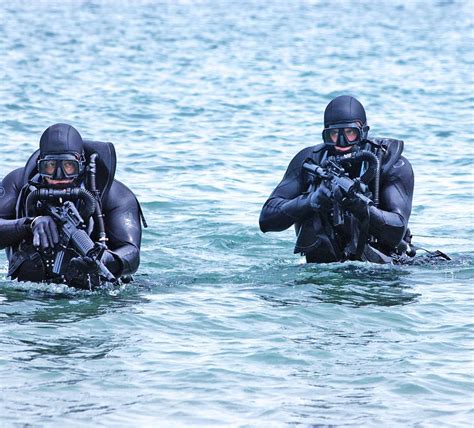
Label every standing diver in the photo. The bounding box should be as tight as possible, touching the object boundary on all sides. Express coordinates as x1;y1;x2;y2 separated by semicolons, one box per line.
0;123;145;288
259;95;417;264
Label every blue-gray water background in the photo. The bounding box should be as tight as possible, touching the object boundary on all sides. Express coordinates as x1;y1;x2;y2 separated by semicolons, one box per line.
1;0;473;426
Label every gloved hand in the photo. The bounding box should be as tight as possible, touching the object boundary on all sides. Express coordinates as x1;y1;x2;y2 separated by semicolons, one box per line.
69;255;99;275
333;187;371;219
309;183;332;211
64;255;100;289
31;216;59;250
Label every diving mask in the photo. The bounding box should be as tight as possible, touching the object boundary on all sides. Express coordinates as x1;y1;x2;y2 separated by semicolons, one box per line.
322;122;369;147
38;154;84;180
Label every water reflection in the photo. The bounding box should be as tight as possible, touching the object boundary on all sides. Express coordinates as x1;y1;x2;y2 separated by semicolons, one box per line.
12;335;120;362
298;263;419;307
0;279;150;324
0;280;150;363
255;261;421;308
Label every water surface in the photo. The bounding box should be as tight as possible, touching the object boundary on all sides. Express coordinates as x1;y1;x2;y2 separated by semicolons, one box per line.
1;0;473;426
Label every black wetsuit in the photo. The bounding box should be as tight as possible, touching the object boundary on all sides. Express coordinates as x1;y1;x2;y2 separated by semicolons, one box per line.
259;139;414;263
0;149;142;284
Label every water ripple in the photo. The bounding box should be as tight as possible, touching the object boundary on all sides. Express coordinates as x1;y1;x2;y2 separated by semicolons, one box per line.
1;0;473;426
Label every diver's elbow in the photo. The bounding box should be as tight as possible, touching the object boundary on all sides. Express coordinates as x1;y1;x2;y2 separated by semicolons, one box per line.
377;225;407;249
259;214;270;233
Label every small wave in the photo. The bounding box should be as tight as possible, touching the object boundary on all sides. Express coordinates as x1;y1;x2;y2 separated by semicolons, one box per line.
0;278;131;297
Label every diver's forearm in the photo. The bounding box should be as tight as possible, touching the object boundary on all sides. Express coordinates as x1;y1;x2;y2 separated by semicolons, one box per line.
259;195;313;232
105;245;140;276
0;218;31;249
368;206;406;248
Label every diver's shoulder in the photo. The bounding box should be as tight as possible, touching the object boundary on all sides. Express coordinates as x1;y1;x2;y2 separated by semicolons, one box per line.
101;179;140;210
284;144;325;176
381;149;414;183
371;137;404;153
370;137;413;175
105;179;137;199
0;167;26;187
290;144;325;164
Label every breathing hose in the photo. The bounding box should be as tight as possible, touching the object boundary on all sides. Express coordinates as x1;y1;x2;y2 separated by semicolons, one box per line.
25;187;96;220
331;150;381;207
88;153;107;243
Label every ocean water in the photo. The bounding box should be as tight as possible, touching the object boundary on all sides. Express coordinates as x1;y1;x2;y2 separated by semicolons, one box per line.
0;0;473;426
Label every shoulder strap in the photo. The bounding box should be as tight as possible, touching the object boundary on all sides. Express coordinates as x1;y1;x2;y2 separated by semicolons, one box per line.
379;138;404;176
83;140;117;200
311;143;327;157
135;196;148;228
22;150;40;184
15;182;38;218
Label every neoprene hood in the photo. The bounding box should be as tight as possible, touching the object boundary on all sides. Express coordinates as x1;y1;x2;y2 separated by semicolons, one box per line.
324;95;367;127
39;123;84;157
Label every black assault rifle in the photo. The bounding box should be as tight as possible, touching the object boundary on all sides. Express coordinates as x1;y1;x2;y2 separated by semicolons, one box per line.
48;200;117;283
302;156;374;226
302;152;451;262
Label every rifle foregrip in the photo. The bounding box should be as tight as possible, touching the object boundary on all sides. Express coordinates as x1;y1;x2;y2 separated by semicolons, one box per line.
355;193;373;206
334;176;355;194
71;229;95;256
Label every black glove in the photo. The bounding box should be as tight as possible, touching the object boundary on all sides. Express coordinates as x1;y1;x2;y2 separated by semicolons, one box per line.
64;255;100;289
31;216;59;250
309;183;332;211
69;255;99;275
333;187;371;219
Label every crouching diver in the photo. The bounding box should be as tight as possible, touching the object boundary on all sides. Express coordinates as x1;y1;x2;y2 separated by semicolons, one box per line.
0;123;147;289
259;95;449;264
